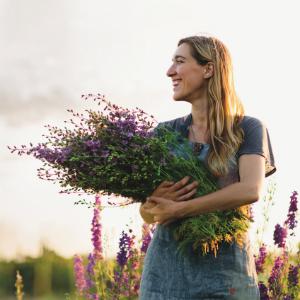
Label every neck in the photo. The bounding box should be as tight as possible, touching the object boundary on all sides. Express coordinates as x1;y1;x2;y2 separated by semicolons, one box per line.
190;96;208;129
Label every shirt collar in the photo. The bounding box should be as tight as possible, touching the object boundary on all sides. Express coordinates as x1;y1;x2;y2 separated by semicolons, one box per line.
179;113;192;138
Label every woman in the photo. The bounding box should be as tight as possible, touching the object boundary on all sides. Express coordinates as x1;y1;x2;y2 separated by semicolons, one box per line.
139;35;276;299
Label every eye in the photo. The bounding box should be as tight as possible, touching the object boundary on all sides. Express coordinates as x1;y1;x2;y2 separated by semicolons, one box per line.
176;60;184;64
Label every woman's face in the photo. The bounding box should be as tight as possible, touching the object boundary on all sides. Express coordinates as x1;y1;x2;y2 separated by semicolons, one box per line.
166;43;209;102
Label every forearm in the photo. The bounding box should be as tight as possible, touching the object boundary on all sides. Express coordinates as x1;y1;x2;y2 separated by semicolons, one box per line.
178;182;260;218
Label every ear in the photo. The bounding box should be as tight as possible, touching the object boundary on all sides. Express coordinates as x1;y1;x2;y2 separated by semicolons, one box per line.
204;62;214;79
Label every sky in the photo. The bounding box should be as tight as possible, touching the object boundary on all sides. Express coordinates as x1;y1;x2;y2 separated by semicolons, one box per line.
0;0;299;260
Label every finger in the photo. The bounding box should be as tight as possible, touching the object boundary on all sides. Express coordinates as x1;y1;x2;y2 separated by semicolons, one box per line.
169;176;190;192
177;188;198;201
175;181;199;197
159;180;175;188
147;196;164;204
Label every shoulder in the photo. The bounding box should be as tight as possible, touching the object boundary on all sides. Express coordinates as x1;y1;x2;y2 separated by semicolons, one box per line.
239;115;266;130
156;114;190;131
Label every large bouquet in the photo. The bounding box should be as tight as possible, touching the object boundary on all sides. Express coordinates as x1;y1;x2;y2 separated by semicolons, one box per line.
9;94;251;256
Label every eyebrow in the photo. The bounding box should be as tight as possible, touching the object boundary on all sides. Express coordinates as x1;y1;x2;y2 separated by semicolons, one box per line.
172;55;186;61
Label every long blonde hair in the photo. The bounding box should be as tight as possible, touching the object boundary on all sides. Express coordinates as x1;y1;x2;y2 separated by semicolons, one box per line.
178;35;245;177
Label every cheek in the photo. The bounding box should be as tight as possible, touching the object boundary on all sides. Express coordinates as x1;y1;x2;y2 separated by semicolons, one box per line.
187;71;204;88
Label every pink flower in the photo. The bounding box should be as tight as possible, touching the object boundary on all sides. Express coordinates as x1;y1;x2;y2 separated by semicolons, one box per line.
91;194;103;260
73;254;87;296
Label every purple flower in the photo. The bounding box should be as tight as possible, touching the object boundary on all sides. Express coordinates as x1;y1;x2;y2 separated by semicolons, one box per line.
288;264;299;288
91;195;103;260
84;140;101;152
73;254;87;296
258;281;269;300
273;224;287;248
255;244;267;273
141;232;152;254
283;295;292;300
116;230;134;268
284;191;298;232
100;150;110;158
140;223;155;254
86;253;96;289
268;256;285;295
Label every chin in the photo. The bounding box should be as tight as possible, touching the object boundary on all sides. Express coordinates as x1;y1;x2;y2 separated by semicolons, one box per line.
172;92;183;100
172;93;187;102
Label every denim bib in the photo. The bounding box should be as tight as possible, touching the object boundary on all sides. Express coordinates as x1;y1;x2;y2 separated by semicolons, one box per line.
139;123;261;299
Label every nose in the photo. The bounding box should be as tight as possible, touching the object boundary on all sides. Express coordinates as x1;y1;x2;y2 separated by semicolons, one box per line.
166;63;176;77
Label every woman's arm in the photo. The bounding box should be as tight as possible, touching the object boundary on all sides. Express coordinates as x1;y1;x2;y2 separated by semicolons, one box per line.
139;176;199;224
146;154;266;224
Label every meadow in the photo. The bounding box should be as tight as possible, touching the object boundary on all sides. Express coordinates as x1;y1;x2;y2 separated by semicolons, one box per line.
1;188;299;300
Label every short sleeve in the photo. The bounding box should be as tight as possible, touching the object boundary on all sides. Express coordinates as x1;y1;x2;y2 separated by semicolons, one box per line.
236;117;276;177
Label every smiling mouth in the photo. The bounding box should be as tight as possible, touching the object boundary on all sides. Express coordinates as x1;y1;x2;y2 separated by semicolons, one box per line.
172;79;181;87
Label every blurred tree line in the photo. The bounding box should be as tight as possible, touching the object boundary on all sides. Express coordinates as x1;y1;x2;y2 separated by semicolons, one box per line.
0;246;76;299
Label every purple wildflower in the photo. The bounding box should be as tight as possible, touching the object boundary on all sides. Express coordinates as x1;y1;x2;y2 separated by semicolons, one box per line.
273;224;288;248
141;232;152;253
258;281;269;300
86;253;96;289
73;254;87;296
100;150;110;158
288;264;299;288
84;140;101;152
91;195;103;260
116;230;134;268
255;244;267;273
284;191;298;232
283;295;292;300
140;223;155;254
268;256;285;295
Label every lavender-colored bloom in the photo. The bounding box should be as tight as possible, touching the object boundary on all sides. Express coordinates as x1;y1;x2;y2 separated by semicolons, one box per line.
84;140;101;152
91;195;103;260
283;295;292;300
100;150;110;158
117;230;134;268
255;244;267;273
73;254;87;296
284;191;298;232
288;264;299;288
258;281;270;300
268;256;284;295
86;253;96;289
141;233;152;254
140;223;155;254
273;224;288;248
56;147;72;163
30;145;72;164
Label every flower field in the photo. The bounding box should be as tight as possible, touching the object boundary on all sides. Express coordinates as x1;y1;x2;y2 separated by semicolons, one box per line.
3;187;297;300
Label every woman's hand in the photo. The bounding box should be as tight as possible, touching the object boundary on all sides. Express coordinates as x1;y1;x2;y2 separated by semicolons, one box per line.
152;176;199;202
143;196;186;226
139;199;157;224
140;176;198;225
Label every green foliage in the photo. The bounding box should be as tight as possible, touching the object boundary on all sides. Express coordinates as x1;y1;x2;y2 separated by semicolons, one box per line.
0;246;75;299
